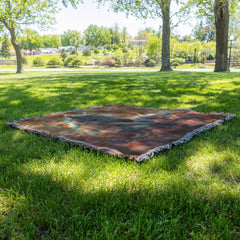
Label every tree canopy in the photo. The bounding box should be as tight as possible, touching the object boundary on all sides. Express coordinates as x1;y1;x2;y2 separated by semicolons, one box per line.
84;25;111;47
0;0;82;73
61;30;83;49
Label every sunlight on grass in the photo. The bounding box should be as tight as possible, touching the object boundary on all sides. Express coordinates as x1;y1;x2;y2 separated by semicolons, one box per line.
0;71;239;239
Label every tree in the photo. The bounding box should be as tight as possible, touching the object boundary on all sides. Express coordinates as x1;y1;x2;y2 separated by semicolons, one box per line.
229;5;240;40
134;28;154;44
1;36;11;59
61;30;83;49
188;0;239;72
84;25;111;47
121;27;129;44
214;0;229;71
0;0;82;73
146;36;162;63
0;0;60;73
193;21;215;42
159;0;172;71
20;29;42;51
40;34;61;48
96;0;177;71
109;24;121;45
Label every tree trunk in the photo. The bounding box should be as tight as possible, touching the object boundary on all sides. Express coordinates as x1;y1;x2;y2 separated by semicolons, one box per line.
160;0;172;71
9;27;24;73
214;0;229;72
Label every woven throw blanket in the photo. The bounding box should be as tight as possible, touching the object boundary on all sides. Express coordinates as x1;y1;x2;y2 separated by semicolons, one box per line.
5;104;235;162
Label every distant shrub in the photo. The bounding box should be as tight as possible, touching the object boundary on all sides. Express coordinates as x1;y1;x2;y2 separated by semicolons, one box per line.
112;55;123;67
126;60;134;67
208;54;215;60
60;49;68;60
129;43;134;50
70;48;78;55
171;62;180;68
47;57;62;68
94;48;99;54
64;55;83;67
112;44;119;51
106;45;112;51
103;49;108;55
82;49;91;57
64;56;75;66
122;47;128;53
123;53;130;67
94;58;101;66
33;56;45;67
133;58;143;67
22;56;28;65
144;58;156;67
114;49;124;55
102;57;116;67
170;58;185;65
200;57;207;64
71;57;83;67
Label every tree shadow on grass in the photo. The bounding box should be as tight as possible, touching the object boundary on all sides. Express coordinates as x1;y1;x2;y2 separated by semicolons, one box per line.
0;71;240;239
1;146;240;239
1;71;239;168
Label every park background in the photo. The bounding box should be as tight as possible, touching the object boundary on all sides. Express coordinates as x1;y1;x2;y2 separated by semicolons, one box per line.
0;1;239;71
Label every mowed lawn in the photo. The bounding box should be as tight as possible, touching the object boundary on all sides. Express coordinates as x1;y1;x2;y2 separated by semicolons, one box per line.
0;71;239;239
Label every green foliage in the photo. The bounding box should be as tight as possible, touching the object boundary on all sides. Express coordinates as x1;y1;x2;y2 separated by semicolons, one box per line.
106;44;112;51
22;56;28;65
70;48;78;55
64;55;76;66
0;72;240;239
171;62;180;68
112;44;119;51
0;0;60;32
123;53;130;66
170;58;186;65
84;25;111;47
135;46;146;59
102;57;116;67
122;47;128;53
109;24;121;45
60;49;68;60
61;30;83;49
19;29;42;51
121;27;128;44
33;56;45;67
112;55;123;67
0;37;11;59
47;57;63;68
93;48;100;54
133;58;144;67
103;49;108;55
40;34;61;48
114;49;124;55
146;36;161;63
171;39;216;62
64;55;83;67
0;0;76;73
193;21;215;42
144;58;157;67
71;57;83;67
135;28;154;42
82;49;91;57
229;5;240;41
94;58;101;66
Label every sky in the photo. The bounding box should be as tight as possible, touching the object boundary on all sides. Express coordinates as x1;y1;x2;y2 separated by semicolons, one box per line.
40;1;195;37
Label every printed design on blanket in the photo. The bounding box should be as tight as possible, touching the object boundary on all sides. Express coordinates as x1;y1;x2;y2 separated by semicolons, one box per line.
5;104;235;162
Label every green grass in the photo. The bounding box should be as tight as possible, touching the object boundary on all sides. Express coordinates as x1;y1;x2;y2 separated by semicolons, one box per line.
0;71;239;239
